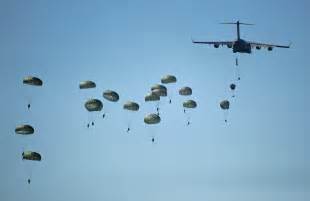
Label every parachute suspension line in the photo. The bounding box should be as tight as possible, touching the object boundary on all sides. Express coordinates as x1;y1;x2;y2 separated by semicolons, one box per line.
235;56;241;81
186;113;191;126
156;102;160;116
126;114;132;133
224;110;229;123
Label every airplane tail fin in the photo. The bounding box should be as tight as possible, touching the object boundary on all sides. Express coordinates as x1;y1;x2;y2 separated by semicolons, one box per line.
220;21;254;40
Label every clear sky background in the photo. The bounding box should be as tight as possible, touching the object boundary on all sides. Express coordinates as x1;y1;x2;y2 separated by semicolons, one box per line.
0;0;309;201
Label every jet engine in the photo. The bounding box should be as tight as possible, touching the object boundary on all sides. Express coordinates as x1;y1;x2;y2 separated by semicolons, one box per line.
268;47;273;51
214;44;219;48
256;46;261;50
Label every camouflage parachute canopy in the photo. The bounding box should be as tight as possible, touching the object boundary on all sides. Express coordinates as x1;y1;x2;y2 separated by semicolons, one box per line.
151;84;167;92
15;125;34;135
161;75;177;84
22;151;41;161
79;80;96;89
23;76;43;86
84;99;103;112
230;83;236;90
151;88;167;97
144;113;161;124
220;100;230;110
183;100;197;108
123;101;139;111
145;92;160;102
179;87;192;96
103;90;119;102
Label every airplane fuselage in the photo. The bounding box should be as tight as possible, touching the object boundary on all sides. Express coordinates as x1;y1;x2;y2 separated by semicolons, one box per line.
233;39;251;54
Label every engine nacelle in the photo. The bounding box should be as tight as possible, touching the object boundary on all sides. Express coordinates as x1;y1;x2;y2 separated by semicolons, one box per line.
227;44;232;48
214;44;219;48
256;46;261;50
268;47;273;51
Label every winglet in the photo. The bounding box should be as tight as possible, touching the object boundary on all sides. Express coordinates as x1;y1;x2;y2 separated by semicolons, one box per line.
288;41;292;48
191;37;195;43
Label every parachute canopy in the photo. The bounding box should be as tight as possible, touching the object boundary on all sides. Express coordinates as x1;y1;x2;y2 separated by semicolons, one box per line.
23;76;43;86
123;101;139;111
103;90;119;102
145;92;160;102
183;100;197;108
79;81;96;89
85;99;103;112
151;84;167;92
161;75;177;84
220;100;230;110
22;151;41;161
230;83;236;90
151;88;167;97
179;87;192;96
144;113;161;124
15;125;34;135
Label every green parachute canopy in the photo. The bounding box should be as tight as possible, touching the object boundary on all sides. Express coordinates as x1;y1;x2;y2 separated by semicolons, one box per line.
220;100;230;110
144;113;161;124
151;88;167;97
145;92;160;102
183;100;197;108
23;76;43;86
179;87;192;96
230;83;236;90
123;101;140;111
85;99;103;112
151;84;167;92
103;90;119;102
22;151;42;161
161;75;177;84
15;125;34;135
79;81;96;89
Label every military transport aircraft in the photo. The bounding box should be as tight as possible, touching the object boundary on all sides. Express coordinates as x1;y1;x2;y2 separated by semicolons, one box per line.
192;21;290;54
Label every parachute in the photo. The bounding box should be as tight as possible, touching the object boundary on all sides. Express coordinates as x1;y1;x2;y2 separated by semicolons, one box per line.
22;151;41;184
102;90;119;119
151;88;167;97
230;84;236;90
220;100;230;123
15;125;34;135
151;84;167;98
161;75;177;104
22;151;42;161
144;113;161;143
179;87;192;96
151;84;167;94
79;81;96;89
230;83;236;98
183;100;197;125
123;101;140;132
123;101;139;111
84;99;103;112
84;99;103;127
183;100;197;109
145;92;160;102
151;88;167;114
23;76;43;86
161;75;177;84
145;92;160;115
103;90;119;102
220;100;230;110
144;113;161;124
22;76;43;110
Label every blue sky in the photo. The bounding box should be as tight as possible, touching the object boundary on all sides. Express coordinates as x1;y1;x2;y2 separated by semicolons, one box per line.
0;0;309;201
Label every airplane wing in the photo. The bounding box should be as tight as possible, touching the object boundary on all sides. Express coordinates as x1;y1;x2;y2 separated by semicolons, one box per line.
192;39;234;47
249;41;291;49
